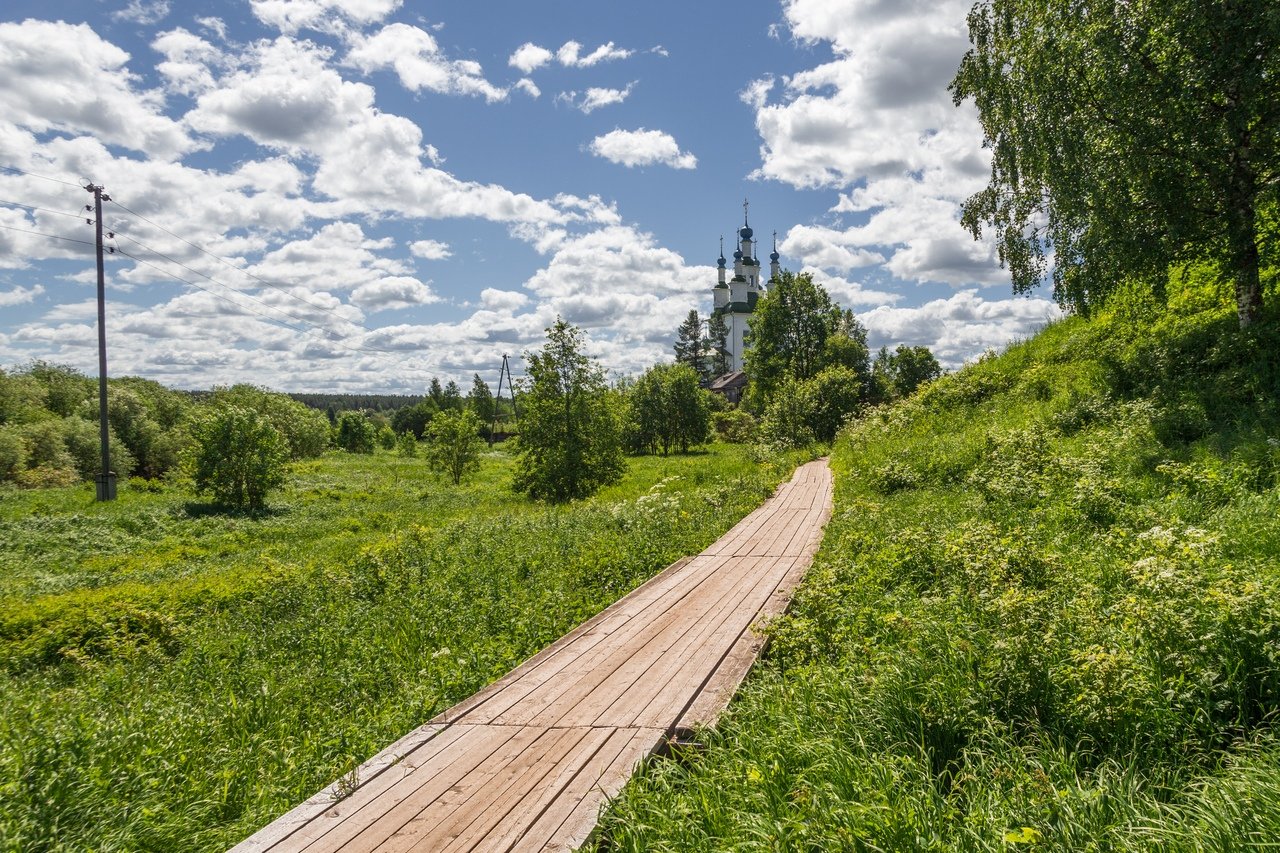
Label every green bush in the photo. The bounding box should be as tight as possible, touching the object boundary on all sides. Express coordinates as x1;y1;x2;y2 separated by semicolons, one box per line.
335;411;376;454
0;425;27;480
423;409;483;485
713;408;756;444
190;406;287;510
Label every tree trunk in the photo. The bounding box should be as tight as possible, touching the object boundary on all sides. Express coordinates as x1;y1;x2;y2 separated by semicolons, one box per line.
1226;102;1264;328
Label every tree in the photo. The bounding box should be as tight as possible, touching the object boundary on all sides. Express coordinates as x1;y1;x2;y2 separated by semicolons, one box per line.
888;345;942;398
673;310;707;382
191;406;287;510
335;411;376;454
706;312;731;377
442;380;463;411
423;408;483;485
626;363;711;455
209;384;327;460
396;431;417;457
428;378;445;409
513;319;624;501
391;400;438;438
744;270;845;409
468;374;495;428
951;0;1279;327
758;378;816;449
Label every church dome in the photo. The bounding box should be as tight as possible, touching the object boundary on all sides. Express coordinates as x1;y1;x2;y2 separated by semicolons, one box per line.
718;254;726;267
739;226;753;240
769;249;780;262
733;249;742;260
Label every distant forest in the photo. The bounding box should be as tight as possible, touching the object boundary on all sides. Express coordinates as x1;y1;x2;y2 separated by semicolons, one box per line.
287;393;426;413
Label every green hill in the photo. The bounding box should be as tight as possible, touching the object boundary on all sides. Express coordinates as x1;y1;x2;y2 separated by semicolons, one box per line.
599;281;1280;849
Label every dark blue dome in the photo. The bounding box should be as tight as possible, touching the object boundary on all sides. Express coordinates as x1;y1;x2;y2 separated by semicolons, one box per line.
769;250;780;261
717;255;726;267
739;226;753;239
733;250;742;260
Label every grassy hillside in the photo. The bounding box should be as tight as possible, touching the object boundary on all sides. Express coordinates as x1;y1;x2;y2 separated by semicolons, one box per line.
599;288;1280;849
0;443;805;851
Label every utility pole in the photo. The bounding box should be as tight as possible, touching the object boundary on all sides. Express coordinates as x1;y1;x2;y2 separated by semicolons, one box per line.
490;354;517;446
87;183;115;501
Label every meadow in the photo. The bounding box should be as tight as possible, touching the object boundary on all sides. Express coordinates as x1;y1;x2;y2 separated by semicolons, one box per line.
598;285;1280;849
0;442;804;851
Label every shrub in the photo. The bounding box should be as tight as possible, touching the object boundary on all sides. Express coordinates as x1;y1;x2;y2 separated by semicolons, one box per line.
423;409;483;485
61;416;135;481
758;378;816;449
0;425;27;480
713;409;756;444
396;431;417;457
190;406;287;510
335;411;376;454
626;363;711;455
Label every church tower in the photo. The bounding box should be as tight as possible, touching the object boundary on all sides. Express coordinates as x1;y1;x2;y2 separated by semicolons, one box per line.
712;200;772;374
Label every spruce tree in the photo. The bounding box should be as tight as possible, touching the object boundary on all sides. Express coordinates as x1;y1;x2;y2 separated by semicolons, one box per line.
673;310;707;382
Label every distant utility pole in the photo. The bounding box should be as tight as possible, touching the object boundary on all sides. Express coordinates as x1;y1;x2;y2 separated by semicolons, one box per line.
490;353;517;446
87;183;115;501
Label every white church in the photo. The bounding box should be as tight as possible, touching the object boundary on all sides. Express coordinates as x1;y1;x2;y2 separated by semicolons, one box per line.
712;202;781;375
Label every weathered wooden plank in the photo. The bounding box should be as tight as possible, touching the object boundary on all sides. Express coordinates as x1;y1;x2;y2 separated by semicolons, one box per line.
441;726;614;853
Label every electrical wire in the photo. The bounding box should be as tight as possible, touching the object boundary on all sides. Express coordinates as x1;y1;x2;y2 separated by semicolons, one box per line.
0;222;96;247
0;165;86;188
0;198;92;221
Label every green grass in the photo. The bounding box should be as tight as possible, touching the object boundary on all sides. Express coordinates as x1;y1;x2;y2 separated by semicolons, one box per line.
597;296;1280;849
0;442;806;851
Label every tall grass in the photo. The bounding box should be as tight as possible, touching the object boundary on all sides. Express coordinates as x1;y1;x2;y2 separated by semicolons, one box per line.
598;294;1280;849
0;443;805;850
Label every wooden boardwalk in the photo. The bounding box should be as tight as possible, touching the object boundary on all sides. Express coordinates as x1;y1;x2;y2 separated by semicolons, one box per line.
231;459;833;853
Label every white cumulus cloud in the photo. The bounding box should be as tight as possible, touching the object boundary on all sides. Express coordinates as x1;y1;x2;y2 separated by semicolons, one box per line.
748;0;1002;289
408;239;452;260
508;42;553;74
589;129;697;170
0;285;45;307
346;23;507;102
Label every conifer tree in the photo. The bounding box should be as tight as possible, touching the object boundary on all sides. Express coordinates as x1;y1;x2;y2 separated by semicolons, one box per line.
673;310;707;382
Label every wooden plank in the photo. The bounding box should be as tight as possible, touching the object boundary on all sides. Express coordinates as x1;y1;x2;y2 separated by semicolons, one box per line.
520;554;767;728
369;724;563;852
458;553;734;726
442;726;614;853
429;555;699;725
597;555;788;728
619;555;798;729
536;728;665;852
297;725;519;853
227;724;447;853
676;555;812;730
488;554;741;727
509;727;662;853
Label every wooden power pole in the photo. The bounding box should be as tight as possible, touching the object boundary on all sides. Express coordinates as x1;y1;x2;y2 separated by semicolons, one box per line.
87;183;115;501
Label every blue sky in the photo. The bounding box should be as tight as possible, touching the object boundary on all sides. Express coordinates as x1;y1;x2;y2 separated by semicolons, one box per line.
0;0;1060;393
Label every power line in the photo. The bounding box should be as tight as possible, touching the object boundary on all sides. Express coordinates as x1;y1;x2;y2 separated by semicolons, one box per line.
0;222;97;247
0;165;85;188
112;247;417;369
0;197;90;221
